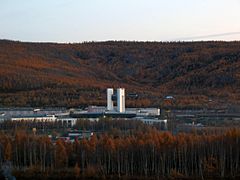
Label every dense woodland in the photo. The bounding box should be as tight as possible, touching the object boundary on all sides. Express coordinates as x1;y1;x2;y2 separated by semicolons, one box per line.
0;40;240;108
0;119;239;179
1;40;240;179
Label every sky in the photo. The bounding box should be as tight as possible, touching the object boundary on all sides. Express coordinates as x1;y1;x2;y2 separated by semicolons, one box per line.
0;0;240;42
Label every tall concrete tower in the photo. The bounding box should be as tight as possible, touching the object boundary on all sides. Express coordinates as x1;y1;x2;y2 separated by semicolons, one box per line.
117;88;125;113
107;88;114;111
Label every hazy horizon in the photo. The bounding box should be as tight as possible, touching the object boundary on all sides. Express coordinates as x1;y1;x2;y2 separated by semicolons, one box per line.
1;0;240;43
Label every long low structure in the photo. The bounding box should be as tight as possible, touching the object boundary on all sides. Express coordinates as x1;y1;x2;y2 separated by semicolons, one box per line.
10;114;78;127
70;112;137;119
11;114;56;122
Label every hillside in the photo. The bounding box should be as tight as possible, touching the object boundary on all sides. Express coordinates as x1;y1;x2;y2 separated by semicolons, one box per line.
0;40;240;108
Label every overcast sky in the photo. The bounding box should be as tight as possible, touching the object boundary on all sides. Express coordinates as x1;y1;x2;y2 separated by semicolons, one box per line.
1;0;240;42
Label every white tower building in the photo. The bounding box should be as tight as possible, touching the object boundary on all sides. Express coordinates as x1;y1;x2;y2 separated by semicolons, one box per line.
117;88;125;113
107;88;114;111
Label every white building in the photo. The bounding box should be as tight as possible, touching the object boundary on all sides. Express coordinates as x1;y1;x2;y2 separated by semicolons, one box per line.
107;88;126;113
11;114;56;122
117;88;125;113
107;88;114;111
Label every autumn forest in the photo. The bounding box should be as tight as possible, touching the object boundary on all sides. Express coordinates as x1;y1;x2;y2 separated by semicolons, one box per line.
0;40;240;108
0;40;240;179
0;119;239;179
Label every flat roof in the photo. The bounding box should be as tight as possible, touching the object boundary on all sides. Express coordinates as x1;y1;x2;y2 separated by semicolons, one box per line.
71;112;136;118
11;114;54;118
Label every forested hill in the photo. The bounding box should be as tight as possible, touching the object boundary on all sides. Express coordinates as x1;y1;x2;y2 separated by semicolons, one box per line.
0;40;240;108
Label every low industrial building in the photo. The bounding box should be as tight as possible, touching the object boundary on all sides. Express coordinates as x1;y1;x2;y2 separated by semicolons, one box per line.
55;130;93;142
55;116;78;127
11;114;56;122
0;88;167;127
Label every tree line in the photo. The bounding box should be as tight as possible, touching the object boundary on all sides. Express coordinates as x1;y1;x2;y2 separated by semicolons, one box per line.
0;127;239;179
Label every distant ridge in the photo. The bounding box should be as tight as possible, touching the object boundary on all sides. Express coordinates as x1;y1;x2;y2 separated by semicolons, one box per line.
0;40;240;108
